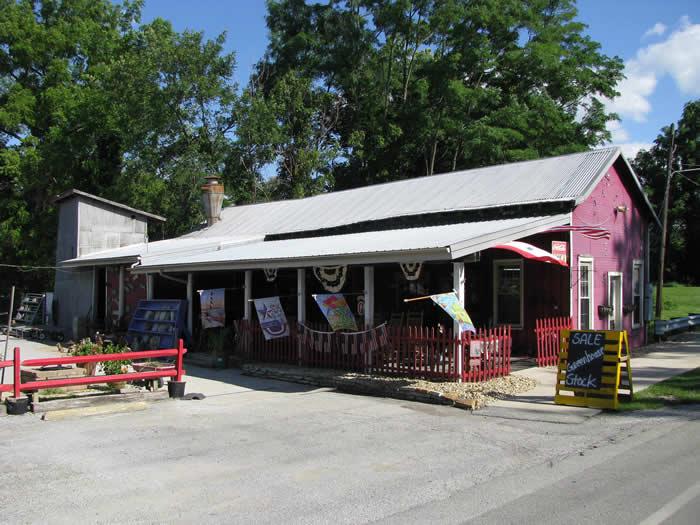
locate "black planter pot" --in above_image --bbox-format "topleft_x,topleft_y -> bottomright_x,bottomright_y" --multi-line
6,396 -> 29,415
168,380 -> 186,398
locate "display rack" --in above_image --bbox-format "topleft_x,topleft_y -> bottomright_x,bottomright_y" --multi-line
9,293 -> 47,338
127,300 -> 187,351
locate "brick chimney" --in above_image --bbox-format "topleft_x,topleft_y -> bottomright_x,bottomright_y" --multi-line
201,175 -> 225,226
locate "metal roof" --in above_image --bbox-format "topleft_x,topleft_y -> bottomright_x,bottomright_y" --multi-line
61,235 -> 263,267
184,147 -> 651,239
55,189 -> 166,222
135,214 -> 570,272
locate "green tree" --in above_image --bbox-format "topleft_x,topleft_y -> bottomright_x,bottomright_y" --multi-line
258,0 -> 624,188
0,0 -> 237,290
233,70 -> 341,200
633,100 -> 699,284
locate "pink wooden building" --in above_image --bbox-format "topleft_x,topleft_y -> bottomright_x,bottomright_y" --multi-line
59,147 -> 659,363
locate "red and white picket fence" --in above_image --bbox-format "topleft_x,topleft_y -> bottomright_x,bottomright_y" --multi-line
0,340 -> 186,400
534,316 -> 572,366
234,320 -> 512,382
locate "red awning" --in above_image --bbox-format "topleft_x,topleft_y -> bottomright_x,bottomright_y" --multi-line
492,241 -> 568,267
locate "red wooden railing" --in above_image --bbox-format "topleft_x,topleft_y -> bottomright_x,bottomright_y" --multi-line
0,340 -> 186,399
534,317 -> 572,366
234,321 -> 512,382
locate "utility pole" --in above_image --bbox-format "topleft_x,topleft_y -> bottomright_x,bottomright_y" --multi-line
655,124 -> 675,320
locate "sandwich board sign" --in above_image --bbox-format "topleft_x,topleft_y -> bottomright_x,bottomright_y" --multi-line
554,329 -> 633,410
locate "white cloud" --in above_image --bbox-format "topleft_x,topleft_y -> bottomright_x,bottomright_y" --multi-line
615,142 -> 653,160
643,22 -> 667,39
605,16 -> 700,122
607,120 -> 629,142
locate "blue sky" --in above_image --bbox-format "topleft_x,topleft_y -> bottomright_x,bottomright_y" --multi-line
140,0 -> 700,159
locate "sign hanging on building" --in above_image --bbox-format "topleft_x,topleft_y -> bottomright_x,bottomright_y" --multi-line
551,240 -> 568,265
199,288 -> 225,329
253,296 -> 290,340
554,329 -> 633,410
313,293 -> 358,331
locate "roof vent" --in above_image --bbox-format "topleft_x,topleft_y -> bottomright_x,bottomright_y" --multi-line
201,175 -> 225,227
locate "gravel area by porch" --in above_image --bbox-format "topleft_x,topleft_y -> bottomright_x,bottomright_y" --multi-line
241,364 -> 536,409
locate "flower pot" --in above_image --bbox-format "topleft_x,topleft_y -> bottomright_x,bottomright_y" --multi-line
168,380 -> 186,398
6,396 -> 29,415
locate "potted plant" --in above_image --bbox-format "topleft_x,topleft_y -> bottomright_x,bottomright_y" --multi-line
70,339 -> 100,376
101,342 -> 130,390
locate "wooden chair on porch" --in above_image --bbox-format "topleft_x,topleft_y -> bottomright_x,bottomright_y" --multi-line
388,312 -> 404,327
405,311 -> 424,327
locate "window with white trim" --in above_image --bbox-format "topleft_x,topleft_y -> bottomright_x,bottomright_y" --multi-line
632,260 -> 643,328
578,257 -> 594,330
493,259 -> 524,328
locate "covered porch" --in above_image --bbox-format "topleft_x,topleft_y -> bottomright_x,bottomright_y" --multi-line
130,213 -> 571,380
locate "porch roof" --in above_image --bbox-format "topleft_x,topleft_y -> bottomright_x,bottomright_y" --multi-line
60,235 -> 264,268
133,213 -> 570,272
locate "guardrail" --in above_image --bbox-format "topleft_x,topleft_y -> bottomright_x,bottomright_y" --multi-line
1,340 -> 186,413
654,315 -> 700,337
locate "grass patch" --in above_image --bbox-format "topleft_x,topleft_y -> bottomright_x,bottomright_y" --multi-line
653,284 -> 700,320
619,367 -> 700,411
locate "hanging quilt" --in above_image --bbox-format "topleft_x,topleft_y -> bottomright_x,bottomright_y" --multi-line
430,292 -> 476,333
399,262 -> 423,281
263,268 -> 278,282
253,296 -> 290,340
199,288 -> 225,329
313,293 -> 358,331
313,265 -> 347,292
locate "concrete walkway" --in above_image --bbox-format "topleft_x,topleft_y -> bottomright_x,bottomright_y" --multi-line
477,331 -> 700,423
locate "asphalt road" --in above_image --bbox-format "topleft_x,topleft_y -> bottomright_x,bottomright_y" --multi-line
0,370 -> 698,524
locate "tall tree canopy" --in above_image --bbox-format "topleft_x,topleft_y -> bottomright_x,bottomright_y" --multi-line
0,0 -> 237,289
633,100 -> 699,285
252,0 -> 624,190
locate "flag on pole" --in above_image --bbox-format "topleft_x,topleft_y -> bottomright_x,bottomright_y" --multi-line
313,293 -> 358,331
493,241 -> 568,267
199,288 -> 225,328
430,292 -> 476,333
253,296 -> 289,340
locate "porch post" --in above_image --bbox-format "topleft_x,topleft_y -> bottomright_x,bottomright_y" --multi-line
297,268 -> 306,365
364,266 -> 374,329
297,269 -> 306,324
117,265 -> 125,320
186,272 -> 193,336
243,270 -> 252,320
453,262 -> 465,382
146,274 -> 154,300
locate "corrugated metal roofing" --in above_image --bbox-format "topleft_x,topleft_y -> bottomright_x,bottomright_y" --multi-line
55,189 -> 166,222
136,214 -> 570,272
61,235 -> 263,267
185,147 -> 621,238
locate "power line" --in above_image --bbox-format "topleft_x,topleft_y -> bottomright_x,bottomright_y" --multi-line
0,263 -> 76,273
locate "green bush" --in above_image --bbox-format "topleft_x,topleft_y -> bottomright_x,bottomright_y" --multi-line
101,342 -> 130,376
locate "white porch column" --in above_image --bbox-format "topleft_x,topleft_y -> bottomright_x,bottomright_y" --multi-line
453,262 -> 465,382
118,266 -> 125,320
186,272 -> 194,335
146,274 -> 154,300
297,269 -> 306,324
364,266 -> 375,329
243,270 -> 252,320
